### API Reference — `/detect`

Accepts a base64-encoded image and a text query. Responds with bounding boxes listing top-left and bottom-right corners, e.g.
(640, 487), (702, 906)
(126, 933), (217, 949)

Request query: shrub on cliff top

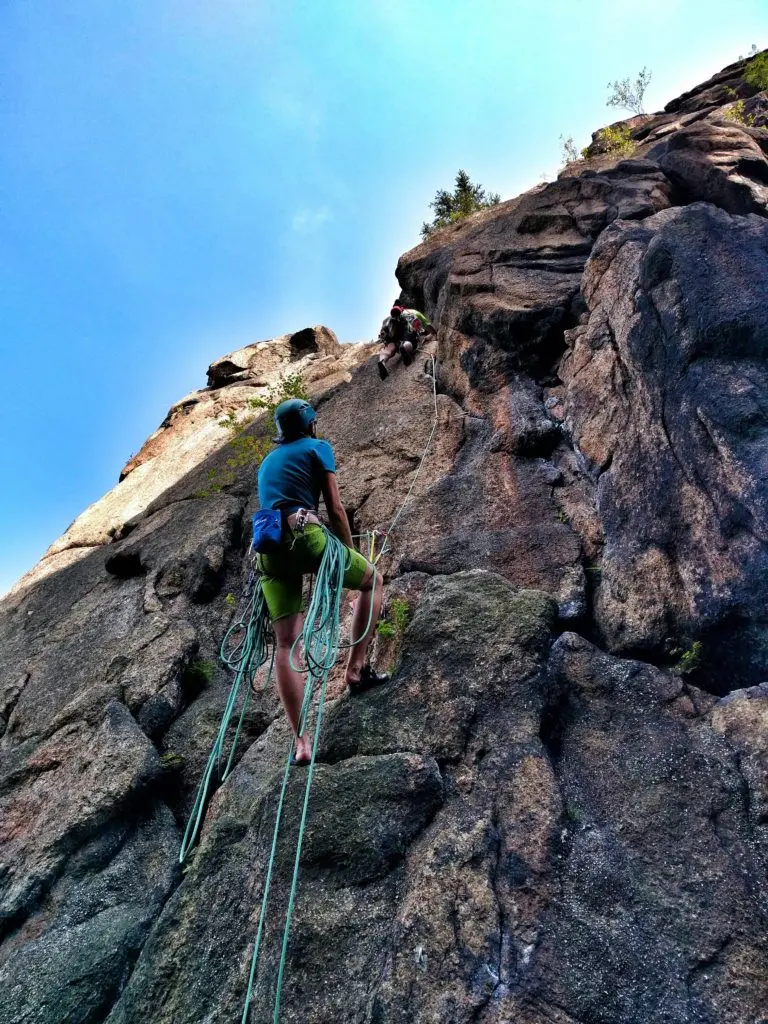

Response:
(594, 124), (636, 157)
(559, 135), (583, 166)
(607, 67), (652, 115)
(421, 169), (500, 239)
(559, 135), (593, 166)
(744, 52), (768, 91)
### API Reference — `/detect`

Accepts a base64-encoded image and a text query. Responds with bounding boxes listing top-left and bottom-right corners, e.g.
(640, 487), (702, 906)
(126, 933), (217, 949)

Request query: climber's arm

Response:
(320, 470), (354, 548)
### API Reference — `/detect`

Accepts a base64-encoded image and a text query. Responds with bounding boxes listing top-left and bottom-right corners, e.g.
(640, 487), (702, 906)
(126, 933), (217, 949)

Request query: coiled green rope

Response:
(179, 567), (272, 864)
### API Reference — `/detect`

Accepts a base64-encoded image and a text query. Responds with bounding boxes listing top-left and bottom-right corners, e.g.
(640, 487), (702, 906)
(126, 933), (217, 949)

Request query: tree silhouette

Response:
(421, 169), (500, 238)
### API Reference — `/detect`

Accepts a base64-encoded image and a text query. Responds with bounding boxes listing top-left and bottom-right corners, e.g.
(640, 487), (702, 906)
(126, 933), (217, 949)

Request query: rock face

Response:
(561, 202), (768, 688)
(13, 326), (373, 597)
(2, 51), (768, 1024)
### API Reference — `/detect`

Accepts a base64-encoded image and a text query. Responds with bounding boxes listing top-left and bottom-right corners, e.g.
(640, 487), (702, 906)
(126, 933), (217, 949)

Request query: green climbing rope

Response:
(179, 566), (272, 864)
(241, 530), (357, 1024)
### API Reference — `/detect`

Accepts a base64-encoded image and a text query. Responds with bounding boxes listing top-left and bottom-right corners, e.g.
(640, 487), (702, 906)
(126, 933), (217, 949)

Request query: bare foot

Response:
(293, 736), (313, 764)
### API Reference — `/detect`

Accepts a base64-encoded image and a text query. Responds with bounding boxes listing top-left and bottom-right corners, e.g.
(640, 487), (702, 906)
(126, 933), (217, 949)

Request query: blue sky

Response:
(1, 0), (765, 593)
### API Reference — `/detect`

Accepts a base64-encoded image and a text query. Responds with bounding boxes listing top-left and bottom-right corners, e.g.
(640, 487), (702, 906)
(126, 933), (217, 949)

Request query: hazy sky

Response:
(1, 1), (765, 593)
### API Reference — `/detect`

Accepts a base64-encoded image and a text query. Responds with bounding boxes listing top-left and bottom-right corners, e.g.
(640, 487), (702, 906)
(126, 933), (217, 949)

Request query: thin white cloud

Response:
(291, 206), (333, 233)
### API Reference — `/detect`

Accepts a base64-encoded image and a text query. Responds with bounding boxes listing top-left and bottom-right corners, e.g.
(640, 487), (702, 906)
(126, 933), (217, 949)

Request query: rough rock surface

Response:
(560, 201), (768, 687)
(2, 52), (768, 1024)
(659, 121), (768, 214)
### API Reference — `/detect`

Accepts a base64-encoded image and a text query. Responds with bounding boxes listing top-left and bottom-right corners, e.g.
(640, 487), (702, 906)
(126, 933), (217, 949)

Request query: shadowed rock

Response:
(561, 202), (768, 686)
(660, 121), (768, 214)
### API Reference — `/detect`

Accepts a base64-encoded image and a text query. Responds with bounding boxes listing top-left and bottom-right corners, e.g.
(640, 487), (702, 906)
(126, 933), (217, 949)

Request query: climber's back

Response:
(258, 433), (335, 515)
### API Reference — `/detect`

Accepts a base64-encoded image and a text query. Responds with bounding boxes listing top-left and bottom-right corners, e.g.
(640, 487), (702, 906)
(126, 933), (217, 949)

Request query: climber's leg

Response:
(378, 342), (397, 380)
(345, 561), (387, 691)
(272, 613), (313, 762)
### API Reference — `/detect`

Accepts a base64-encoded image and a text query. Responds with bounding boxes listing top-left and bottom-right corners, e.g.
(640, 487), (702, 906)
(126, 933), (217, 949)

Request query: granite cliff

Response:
(2, 53), (768, 1024)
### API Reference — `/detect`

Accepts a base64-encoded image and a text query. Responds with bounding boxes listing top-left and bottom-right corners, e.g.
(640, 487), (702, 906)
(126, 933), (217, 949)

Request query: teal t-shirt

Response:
(257, 437), (336, 513)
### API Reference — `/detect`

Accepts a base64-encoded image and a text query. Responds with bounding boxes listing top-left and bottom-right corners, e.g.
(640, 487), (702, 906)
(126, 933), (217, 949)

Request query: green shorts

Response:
(257, 524), (370, 621)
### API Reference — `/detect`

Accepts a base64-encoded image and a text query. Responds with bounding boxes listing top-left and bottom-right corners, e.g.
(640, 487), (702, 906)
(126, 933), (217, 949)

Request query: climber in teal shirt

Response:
(257, 434), (337, 513)
(256, 399), (388, 763)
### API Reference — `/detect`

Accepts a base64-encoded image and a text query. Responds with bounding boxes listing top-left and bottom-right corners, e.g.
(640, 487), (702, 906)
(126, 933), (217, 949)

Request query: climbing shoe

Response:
(348, 665), (390, 696)
(377, 361), (389, 381)
(401, 347), (414, 367)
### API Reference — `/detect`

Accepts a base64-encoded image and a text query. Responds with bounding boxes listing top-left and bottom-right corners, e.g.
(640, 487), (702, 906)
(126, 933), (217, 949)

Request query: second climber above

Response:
(377, 303), (437, 381)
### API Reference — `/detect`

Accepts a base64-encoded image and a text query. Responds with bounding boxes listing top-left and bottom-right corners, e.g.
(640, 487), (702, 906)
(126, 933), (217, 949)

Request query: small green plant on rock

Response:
(196, 373), (309, 496)
(377, 597), (410, 639)
(595, 124), (636, 157)
(671, 640), (703, 676)
(744, 51), (768, 91)
(184, 658), (216, 687)
(224, 592), (237, 608)
(724, 87), (757, 126)
(160, 751), (186, 770)
(724, 99), (756, 126)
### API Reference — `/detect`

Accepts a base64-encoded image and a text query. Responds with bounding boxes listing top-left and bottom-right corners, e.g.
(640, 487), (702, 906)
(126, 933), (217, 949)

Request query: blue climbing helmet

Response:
(274, 398), (317, 442)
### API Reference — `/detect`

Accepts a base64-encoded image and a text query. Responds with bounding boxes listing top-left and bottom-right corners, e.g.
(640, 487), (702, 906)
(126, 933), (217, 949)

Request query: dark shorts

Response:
(257, 524), (370, 621)
(381, 330), (420, 354)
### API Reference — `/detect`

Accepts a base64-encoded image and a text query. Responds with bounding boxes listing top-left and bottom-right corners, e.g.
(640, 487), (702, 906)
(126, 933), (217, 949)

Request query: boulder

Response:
(659, 120), (768, 215)
(106, 572), (559, 1024)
